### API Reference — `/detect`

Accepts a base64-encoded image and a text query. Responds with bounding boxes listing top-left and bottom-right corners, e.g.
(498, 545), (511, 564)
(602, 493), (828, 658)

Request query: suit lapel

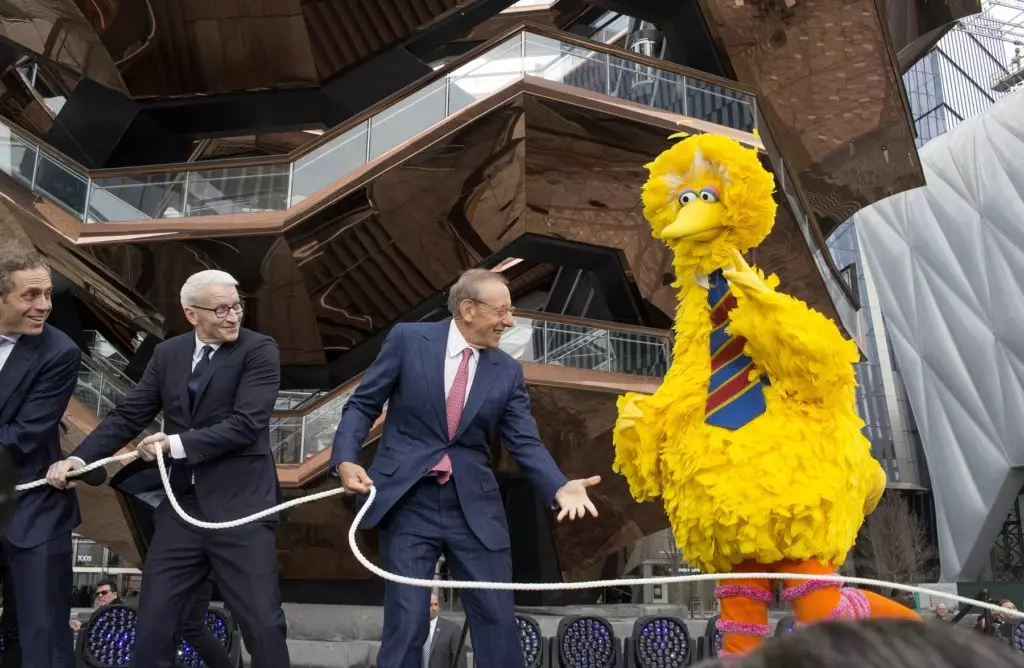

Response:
(419, 322), (449, 437)
(429, 619), (443, 656)
(0, 335), (41, 414)
(190, 338), (240, 417)
(454, 347), (498, 441)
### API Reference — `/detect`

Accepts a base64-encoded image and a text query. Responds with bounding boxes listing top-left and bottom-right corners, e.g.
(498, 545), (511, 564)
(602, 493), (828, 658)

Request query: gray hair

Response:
(0, 246), (48, 299)
(447, 268), (508, 317)
(180, 269), (239, 307)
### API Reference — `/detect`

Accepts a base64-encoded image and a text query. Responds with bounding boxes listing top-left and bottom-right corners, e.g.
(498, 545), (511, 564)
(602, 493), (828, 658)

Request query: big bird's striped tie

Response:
(705, 269), (768, 429)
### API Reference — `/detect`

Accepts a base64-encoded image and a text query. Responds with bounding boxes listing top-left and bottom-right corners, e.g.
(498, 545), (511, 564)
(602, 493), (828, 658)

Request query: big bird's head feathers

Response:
(642, 133), (777, 274)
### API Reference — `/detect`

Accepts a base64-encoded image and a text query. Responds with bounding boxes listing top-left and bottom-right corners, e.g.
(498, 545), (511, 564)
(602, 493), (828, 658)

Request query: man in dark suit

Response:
(426, 593), (466, 668)
(45, 269), (289, 668)
(0, 247), (81, 667)
(332, 268), (600, 668)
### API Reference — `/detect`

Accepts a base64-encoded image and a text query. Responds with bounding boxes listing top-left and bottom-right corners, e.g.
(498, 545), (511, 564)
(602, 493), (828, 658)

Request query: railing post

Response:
(520, 31), (526, 76)
(182, 170), (191, 218)
(300, 419), (307, 463)
(365, 117), (373, 162)
(682, 77), (689, 117)
(444, 76), (450, 117)
(29, 147), (40, 191)
(285, 161), (294, 209)
(82, 179), (93, 223)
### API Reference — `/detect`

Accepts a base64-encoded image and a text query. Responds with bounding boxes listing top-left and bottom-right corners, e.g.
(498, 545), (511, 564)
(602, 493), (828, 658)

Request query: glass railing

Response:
(0, 27), (756, 225)
(269, 312), (672, 464)
(74, 355), (164, 437)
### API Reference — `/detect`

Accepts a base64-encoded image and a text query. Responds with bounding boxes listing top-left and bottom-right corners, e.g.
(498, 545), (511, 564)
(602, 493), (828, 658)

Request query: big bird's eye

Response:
(678, 189), (697, 205)
(700, 187), (720, 203)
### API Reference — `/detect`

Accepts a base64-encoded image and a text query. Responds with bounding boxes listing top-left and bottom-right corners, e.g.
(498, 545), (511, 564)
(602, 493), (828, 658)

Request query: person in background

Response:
(935, 602), (949, 621)
(425, 593), (466, 668)
(93, 578), (124, 607)
(0, 248), (81, 667)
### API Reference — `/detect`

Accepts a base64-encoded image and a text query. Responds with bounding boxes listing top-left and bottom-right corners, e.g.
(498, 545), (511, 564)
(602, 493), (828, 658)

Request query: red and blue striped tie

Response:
(705, 269), (768, 429)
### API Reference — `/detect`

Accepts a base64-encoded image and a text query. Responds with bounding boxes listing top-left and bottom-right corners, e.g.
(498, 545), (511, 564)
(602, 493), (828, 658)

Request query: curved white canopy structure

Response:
(854, 89), (1024, 581)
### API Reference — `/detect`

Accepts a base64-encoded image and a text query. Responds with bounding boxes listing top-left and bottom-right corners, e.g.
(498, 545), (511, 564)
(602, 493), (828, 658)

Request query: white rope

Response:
(15, 451), (1024, 621)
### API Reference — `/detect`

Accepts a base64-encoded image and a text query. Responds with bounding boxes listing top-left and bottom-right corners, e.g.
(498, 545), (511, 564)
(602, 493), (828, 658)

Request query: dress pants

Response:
(178, 578), (234, 668)
(129, 493), (289, 668)
(0, 534), (75, 668)
(377, 477), (522, 668)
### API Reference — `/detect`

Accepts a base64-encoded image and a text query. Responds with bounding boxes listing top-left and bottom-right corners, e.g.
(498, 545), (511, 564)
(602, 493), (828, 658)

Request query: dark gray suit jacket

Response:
(428, 616), (466, 668)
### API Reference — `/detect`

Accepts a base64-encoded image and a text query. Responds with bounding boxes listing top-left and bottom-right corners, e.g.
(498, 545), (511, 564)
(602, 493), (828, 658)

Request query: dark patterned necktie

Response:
(187, 345), (213, 410)
(705, 270), (768, 429)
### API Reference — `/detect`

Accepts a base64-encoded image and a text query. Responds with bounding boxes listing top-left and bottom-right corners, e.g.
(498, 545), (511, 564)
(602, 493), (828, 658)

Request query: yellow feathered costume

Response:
(613, 132), (918, 655)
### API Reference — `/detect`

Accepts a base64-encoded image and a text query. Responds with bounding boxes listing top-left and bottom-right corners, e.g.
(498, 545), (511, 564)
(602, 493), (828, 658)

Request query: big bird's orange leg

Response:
(779, 560), (921, 623)
(715, 561), (774, 656)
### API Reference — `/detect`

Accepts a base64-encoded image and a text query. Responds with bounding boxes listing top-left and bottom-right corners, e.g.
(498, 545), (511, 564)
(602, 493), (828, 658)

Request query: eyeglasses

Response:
(95, 589), (112, 597)
(472, 300), (515, 318)
(189, 301), (245, 319)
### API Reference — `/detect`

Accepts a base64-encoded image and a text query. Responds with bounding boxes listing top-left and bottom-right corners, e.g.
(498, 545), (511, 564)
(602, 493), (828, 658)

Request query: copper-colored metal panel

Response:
(60, 397), (142, 568)
(0, 0), (128, 93)
(698, 0), (926, 235)
(883, 0), (982, 70)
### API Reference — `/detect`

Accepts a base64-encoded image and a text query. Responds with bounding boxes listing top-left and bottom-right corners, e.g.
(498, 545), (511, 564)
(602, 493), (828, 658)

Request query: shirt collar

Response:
(447, 320), (479, 359)
(194, 334), (223, 356)
(0, 333), (21, 345)
(694, 271), (710, 289)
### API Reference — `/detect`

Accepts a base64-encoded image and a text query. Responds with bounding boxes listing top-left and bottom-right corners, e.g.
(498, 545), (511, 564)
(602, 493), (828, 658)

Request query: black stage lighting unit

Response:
(775, 616), (795, 637)
(516, 614), (547, 667)
(1008, 619), (1024, 655)
(174, 607), (242, 667)
(625, 615), (690, 668)
(79, 604), (137, 667)
(703, 616), (723, 659)
(76, 603), (241, 668)
(553, 614), (620, 667)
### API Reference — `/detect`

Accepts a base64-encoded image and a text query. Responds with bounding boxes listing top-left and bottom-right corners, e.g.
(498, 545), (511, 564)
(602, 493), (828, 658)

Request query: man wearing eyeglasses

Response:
(332, 268), (601, 668)
(45, 270), (289, 668)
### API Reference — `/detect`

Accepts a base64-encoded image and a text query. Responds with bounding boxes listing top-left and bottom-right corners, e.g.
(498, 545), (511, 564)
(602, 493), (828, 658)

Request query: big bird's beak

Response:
(659, 201), (725, 241)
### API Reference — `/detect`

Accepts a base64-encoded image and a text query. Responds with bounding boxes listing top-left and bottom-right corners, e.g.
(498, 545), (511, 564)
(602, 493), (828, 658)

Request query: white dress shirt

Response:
(0, 333), (21, 373)
(444, 321), (478, 405)
(167, 336), (223, 460)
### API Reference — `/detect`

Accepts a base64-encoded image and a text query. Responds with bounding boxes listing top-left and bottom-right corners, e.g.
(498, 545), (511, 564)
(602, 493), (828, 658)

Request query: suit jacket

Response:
(72, 328), (282, 523)
(428, 616), (467, 668)
(330, 319), (567, 551)
(0, 324), (81, 548)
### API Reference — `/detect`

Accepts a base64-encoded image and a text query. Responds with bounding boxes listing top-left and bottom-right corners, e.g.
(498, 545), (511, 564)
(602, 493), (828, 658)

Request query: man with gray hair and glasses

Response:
(46, 269), (290, 668)
(332, 267), (601, 667)
(0, 246), (81, 667)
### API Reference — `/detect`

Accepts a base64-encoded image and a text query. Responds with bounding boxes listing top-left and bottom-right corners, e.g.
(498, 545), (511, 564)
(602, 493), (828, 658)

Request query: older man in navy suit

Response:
(332, 268), (601, 668)
(0, 248), (81, 667)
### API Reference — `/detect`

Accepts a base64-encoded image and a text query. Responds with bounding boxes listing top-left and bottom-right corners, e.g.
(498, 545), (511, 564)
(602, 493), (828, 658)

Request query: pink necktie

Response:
(431, 347), (472, 484)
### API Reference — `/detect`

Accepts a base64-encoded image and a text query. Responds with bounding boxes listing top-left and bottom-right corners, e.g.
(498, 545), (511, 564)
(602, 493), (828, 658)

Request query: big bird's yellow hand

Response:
(615, 394), (645, 434)
(722, 248), (771, 297)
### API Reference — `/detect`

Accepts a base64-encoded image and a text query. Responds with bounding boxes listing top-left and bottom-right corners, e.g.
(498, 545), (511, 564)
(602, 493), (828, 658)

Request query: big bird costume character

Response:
(613, 132), (919, 656)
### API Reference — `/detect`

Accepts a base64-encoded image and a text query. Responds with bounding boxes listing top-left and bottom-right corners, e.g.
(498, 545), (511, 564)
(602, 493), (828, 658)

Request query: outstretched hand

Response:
(722, 248), (771, 297)
(554, 475), (601, 521)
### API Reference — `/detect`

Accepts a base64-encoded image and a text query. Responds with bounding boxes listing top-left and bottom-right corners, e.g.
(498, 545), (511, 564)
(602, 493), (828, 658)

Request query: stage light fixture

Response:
(516, 614), (544, 668)
(175, 608), (234, 667)
(1009, 619), (1024, 655)
(630, 615), (689, 667)
(704, 616), (723, 658)
(81, 604), (137, 667)
(556, 614), (618, 667)
(775, 616), (795, 636)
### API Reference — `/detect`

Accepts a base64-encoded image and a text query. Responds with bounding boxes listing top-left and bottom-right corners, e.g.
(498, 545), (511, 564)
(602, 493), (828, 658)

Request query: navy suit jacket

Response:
(0, 324), (81, 548)
(330, 319), (567, 551)
(72, 328), (282, 523)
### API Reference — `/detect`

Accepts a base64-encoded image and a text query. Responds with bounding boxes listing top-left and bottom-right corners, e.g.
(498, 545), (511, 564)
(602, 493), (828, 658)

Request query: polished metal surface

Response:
(0, 0), (128, 93)
(882, 0), (982, 70)
(698, 0), (927, 236)
(0, 28), (757, 228)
